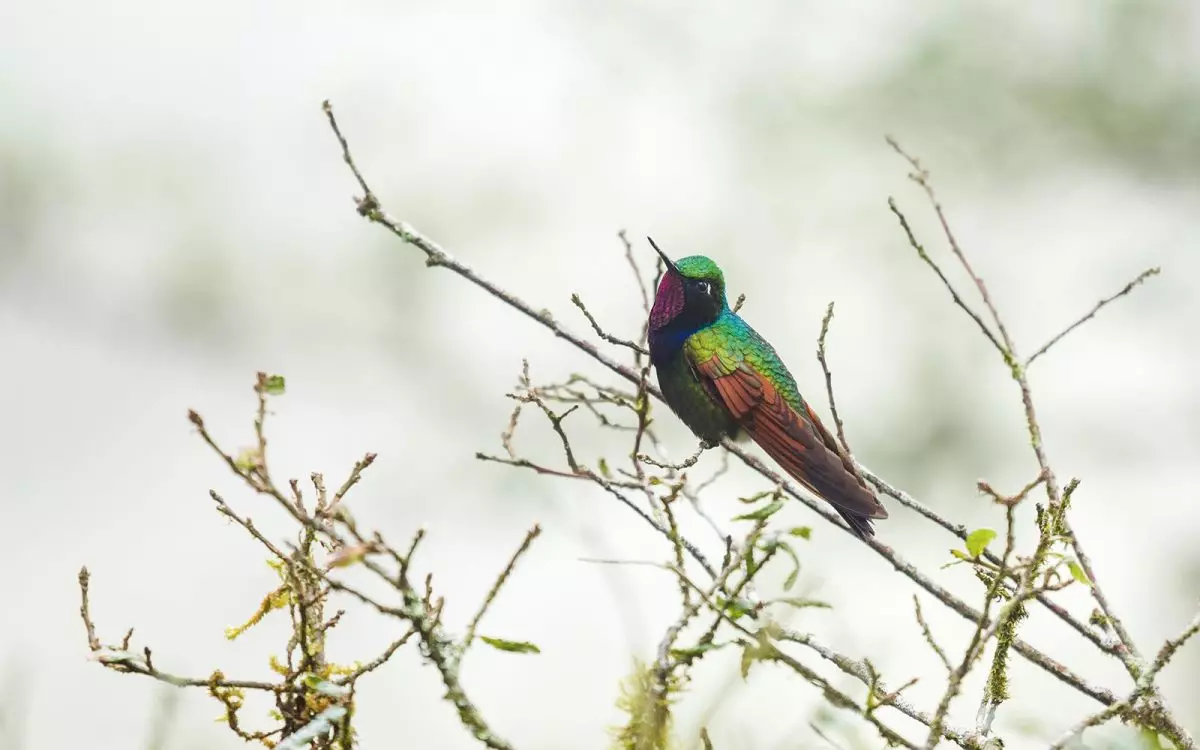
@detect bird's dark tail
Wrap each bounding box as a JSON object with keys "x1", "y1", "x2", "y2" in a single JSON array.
[
  {"x1": 741, "y1": 398, "x2": 889, "y2": 541},
  {"x1": 837, "y1": 507, "x2": 879, "y2": 540}
]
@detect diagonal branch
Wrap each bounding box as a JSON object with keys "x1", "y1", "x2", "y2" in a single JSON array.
[
  {"x1": 815, "y1": 301, "x2": 852, "y2": 454},
  {"x1": 321, "y1": 101, "x2": 1122, "y2": 712},
  {"x1": 1049, "y1": 604, "x2": 1200, "y2": 749},
  {"x1": 1025, "y1": 267, "x2": 1161, "y2": 367},
  {"x1": 887, "y1": 136, "x2": 1190, "y2": 748},
  {"x1": 886, "y1": 197, "x2": 1006, "y2": 357}
]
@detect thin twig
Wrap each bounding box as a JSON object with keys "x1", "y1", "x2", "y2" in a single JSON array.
[
  {"x1": 924, "y1": 499, "x2": 1020, "y2": 748},
  {"x1": 329, "y1": 452, "x2": 377, "y2": 519},
  {"x1": 815, "y1": 301, "x2": 851, "y2": 453},
  {"x1": 338, "y1": 629, "x2": 417, "y2": 683},
  {"x1": 1049, "y1": 604, "x2": 1200, "y2": 750},
  {"x1": 571, "y1": 293, "x2": 649, "y2": 356},
  {"x1": 887, "y1": 137, "x2": 1012, "y2": 352},
  {"x1": 887, "y1": 198, "x2": 1006, "y2": 358},
  {"x1": 778, "y1": 629, "x2": 981, "y2": 749},
  {"x1": 914, "y1": 595, "x2": 953, "y2": 674},
  {"x1": 210, "y1": 490, "x2": 289, "y2": 560},
  {"x1": 463, "y1": 524, "x2": 543, "y2": 650},
  {"x1": 1025, "y1": 267, "x2": 1160, "y2": 366},
  {"x1": 78, "y1": 568, "x2": 296, "y2": 693},
  {"x1": 79, "y1": 567, "x2": 100, "y2": 651},
  {"x1": 638, "y1": 441, "x2": 711, "y2": 470},
  {"x1": 766, "y1": 648, "x2": 921, "y2": 749}
]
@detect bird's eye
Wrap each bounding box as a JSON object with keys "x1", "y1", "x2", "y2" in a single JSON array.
[{"x1": 696, "y1": 280, "x2": 711, "y2": 295}]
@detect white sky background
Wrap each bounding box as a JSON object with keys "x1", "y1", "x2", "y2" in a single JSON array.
[{"x1": 2, "y1": 1, "x2": 1199, "y2": 748}]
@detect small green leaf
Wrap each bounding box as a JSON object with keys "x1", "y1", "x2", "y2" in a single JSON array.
[
  {"x1": 739, "y1": 645, "x2": 755, "y2": 680},
  {"x1": 941, "y1": 549, "x2": 970, "y2": 569},
  {"x1": 1140, "y1": 728, "x2": 1167, "y2": 750},
  {"x1": 775, "y1": 539, "x2": 802, "y2": 591},
  {"x1": 739, "y1": 631, "x2": 774, "y2": 680},
  {"x1": 966, "y1": 528, "x2": 997, "y2": 558},
  {"x1": 787, "y1": 526, "x2": 812, "y2": 540},
  {"x1": 772, "y1": 597, "x2": 832, "y2": 610},
  {"x1": 737, "y1": 489, "x2": 778, "y2": 505},
  {"x1": 719, "y1": 597, "x2": 755, "y2": 620},
  {"x1": 479, "y1": 636, "x2": 540, "y2": 654},
  {"x1": 733, "y1": 499, "x2": 784, "y2": 522},
  {"x1": 1067, "y1": 559, "x2": 1093, "y2": 587},
  {"x1": 263, "y1": 374, "x2": 286, "y2": 396},
  {"x1": 234, "y1": 448, "x2": 259, "y2": 472},
  {"x1": 597, "y1": 457, "x2": 611, "y2": 479},
  {"x1": 670, "y1": 642, "x2": 727, "y2": 660}
]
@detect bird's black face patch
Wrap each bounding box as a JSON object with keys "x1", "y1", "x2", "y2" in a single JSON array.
[{"x1": 680, "y1": 276, "x2": 723, "y2": 328}]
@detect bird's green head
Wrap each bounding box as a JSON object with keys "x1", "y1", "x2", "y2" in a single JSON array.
[{"x1": 647, "y1": 237, "x2": 728, "y2": 334}]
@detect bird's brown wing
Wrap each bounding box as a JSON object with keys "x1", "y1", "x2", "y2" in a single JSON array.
[{"x1": 692, "y1": 354, "x2": 888, "y2": 537}]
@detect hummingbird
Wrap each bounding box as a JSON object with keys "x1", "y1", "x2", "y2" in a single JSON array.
[{"x1": 645, "y1": 237, "x2": 888, "y2": 539}]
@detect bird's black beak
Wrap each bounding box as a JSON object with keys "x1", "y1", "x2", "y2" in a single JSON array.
[{"x1": 647, "y1": 236, "x2": 680, "y2": 276}]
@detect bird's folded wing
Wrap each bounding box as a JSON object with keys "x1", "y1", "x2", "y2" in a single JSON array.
[{"x1": 691, "y1": 354, "x2": 888, "y2": 522}]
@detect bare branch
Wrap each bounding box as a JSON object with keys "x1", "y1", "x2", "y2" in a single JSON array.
[
  {"x1": 766, "y1": 647, "x2": 921, "y2": 749},
  {"x1": 887, "y1": 136, "x2": 1013, "y2": 350},
  {"x1": 913, "y1": 595, "x2": 953, "y2": 674},
  {"x1": 779, "y1": 629, "x2": 981, "y2": 749},
  {"x1": 887, "y1": 197, "x2": 1007, "y2": 358},
  {"x1": 638, "y1": 440, "x2": 712, "y2": 470},
  {"x1": 651, "y1": 530, "x2": 754, "y2": 736},
  {"x1": 1026, "y1": 266, "x2": 1161, "y2": 367},
  {"x1": 463, "y1": 524, "x2": 543, "y2": 651},
  {"x1": 572, "y1": 293, "x2": 650, "y2": 356},
  {"x1": 1049, "y1": 604, "x2": 1200, "y2": 750},
  {"x1": 815, "y1": 301, "x2": 851, "y2": 454},
  {"x1": 329, "y1": 452, "x2": 377, "y2": 518},
  {"x1": 78, "y1": 568, "x2": 295, "y2": 694}
]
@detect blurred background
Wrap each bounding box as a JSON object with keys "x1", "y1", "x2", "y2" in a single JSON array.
[{"x1": 2, "y1": 0, "x2": 1199, "y2": 747}]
